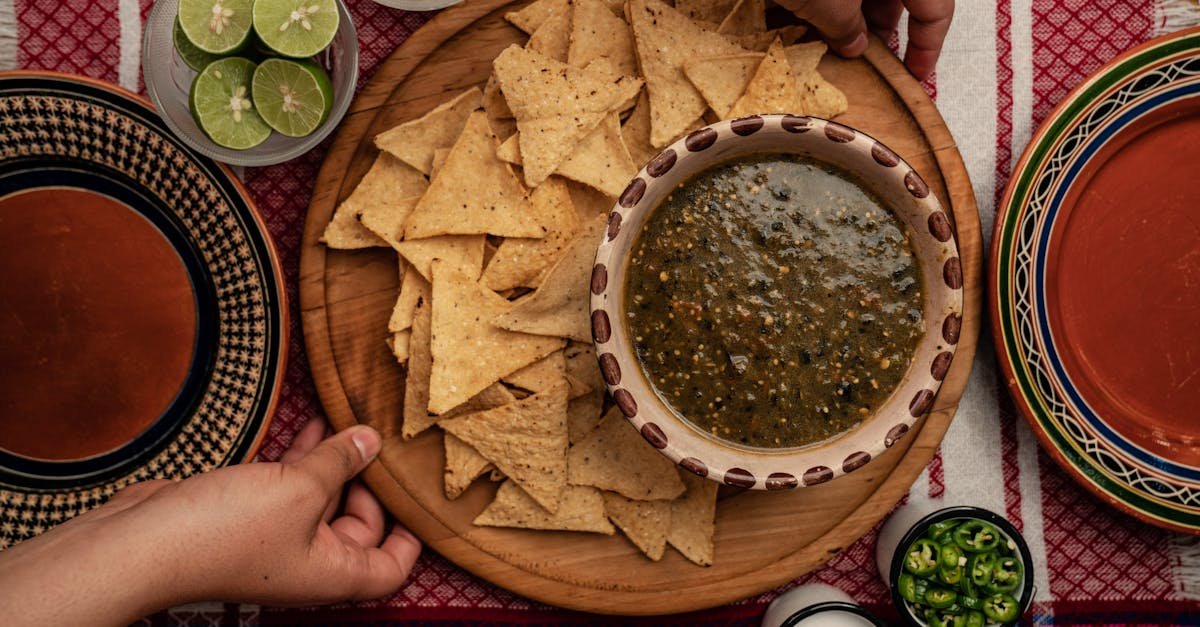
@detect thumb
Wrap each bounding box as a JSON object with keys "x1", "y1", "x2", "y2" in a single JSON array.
[{"x1": 294, "y1": 425, "x2": 382, "y2": 495}]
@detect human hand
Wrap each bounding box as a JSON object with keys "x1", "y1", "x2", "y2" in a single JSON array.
[
  {"x1": 776, "y1": 0, "x2": 954, "y2": 80},
  {"x1": 0, "y1": 418, "x2": 420, "y2": 626}
]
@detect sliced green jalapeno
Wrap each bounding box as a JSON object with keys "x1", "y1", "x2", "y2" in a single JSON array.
[
  {"x1": 924, "y1": 587, "x2": 958, "y2": 609},
  {"x1": 986, "y1": 556, "x2": 1023, "y2": 594},
  {"x1": 952, "y1": 520, "x2": 1002, "y2": 553},
  {"x1": 982, "y1": 593, "x2": 1020, "y2": 623},
  {"x1": 940, "y1": 542, "x2": 965, "y2": 569},
  {"x1": 965, "y1": 610, "x2": 985, "y2": 627},
  {"x1": 968, "y1": 552, "x2": 996, "y2": 588},
  {"x1": 938, "y1": 564, "x2": 964, "y2": 586},
  {"x1": 905, "y1": 538, "x2": 940, "y2": 576},
  {"x1": 926, "y1": 520, "x2": 960, "y2": 540},
  {"x1": 897, "y1": 572, "x2": 918, "y2": 603}
]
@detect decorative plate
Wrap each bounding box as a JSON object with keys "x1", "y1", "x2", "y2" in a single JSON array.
[
  {"x1": 0, "y1": 72, "x2": 286, "y2": 548},
  {"x1": 992, "y1": 28, "x2": 1200, "y2": 533}
]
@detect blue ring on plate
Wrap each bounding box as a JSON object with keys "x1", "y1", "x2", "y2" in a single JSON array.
[{"x1": 1032, "y1": 79, "x2": 1200, "y2": 480}]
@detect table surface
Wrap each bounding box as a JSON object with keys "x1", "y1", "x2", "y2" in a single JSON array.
[{"x1": 7, "y1": 0, "x2": 1200, "y2": 624}]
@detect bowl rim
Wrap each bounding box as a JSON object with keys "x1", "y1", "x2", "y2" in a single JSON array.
[
  {"x1": 141, "y1": 0, "x2": 358, "y2": 167},
  {"x1": 886, "y1": 506, "x2": 1036, "y2": 626},
  {"x1": 589, "y1": 113, "x2": 964, "y2": 491}
]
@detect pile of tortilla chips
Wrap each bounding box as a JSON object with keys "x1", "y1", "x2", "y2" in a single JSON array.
[{"x1": 319, "y1": 0, "x2": 846, "y2": 565}]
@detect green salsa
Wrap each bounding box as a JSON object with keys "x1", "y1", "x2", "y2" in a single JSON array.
[{"x1": 624, "y1": 155, "x2": 924, "y2": 449}]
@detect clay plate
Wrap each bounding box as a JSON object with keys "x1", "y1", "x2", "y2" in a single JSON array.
[{"x1": 992, "y1": 27, "x2": 1200, "y2": 533}]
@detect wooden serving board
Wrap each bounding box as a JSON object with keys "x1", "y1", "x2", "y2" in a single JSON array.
[{"x1": 299, "y1": 0, "x2": 982, "y2": 615}]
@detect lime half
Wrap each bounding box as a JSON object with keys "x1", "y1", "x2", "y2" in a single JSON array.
[
  {"x1": 173, "y1": 17, "x2": 220, "y2": 71},
  {"x1": 178, "y1": 0, "x2": 253, "y2": 55},
  {"x1": 252, "y1": 58, "x2": 333, "y2": 137},
  {"x1": 253, "y1": 0, "x2": 340, "y2": 59},
  {"x1": 190, "y1": 58, "x2": 272, "y2": 150}
]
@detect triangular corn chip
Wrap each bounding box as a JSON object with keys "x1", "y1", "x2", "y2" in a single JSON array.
[
  {"x1": 402, "y1": 296, "x2": 435, "y2": 436},
  {"x1": 390, "y1": 330, "x2": 411, "y2": 364},
  {"x1": 568, "y1": 0, "x2": 638, "y2": 78},
  {"x1": 505, "y1": 0, "x2": 569, "y2": 34},
  {"x1": 686, "y1": 41, "x2": 847, "y2": 120},
  {"x1": 395, "y1": 235, "x2": 486, "y2": 282},
  {"x1": 483, "y1": 73, "x2": 514, "y2": 122},
  {"x1": 359, "y1": 196, "x2": 420, "y2": 250},
  {"x1": 375, "y1": 87, "x2": 482, "y2": 175},
  {"x1": 475, "y1": 481, "x2": 614, "y2": 534},
  {"x1": 729, "y1": 38, "x2": 805, "y2": 118},
  {"x1": 482, "y1": 177, "x2": 580, "y2": 292},
  {"x1": 683, "y1": 53, "x2": 761, "y2": 118},
  {"x1": 494, "y1": 45, "x2": 642, "y2": 187},
  {"x1": 428, "y1": 260, "x2": 564, "y2": 414},
  {"x1": 620, "y1": 91, "x2": 658, "y2": 168},
  {"x1": 565, "y1": 342, "x2": 604, "y2": 394},
  {"x1": 716, "y1": 0, "x2": 765, "y2": 36},
  {"x1": 567, "y1": 180, "x2": 616, "y2": 217},
  {"x1": 497, "y1": 115, "x2": 636, "y2": 198},
  {"x1": 441, "y1": 382, "x2": 569, "y2": 512},
  {"x1": 568, "y1": 408, "x2": 686, "y2": 500},
  {"x1": 602, "y1": 492, "x2": 671, "y2": 561},
  {"x1": 628, "y1": 0, "x2": 745, "y2": 147},
  {"x1": 389, "y1": 265, "x2": 430, "y2": 333},
  {"x1": 493, "y1": 215, "x2": 605, "y2": 342},
  {"x1": 503, "y1": 350, "x2": 566, "y2": 393},
  {"x1": 321, "y1": 153, "x2": 427, "y2": 249},
  {"x1": 668, "y1": 471, "x2": 718, "y2": 566},
  {"x1": 404, "y1": 110, "x2": 545, "y2": 239},
  {"x1": 527, "y1": 7, "x2": 571, "y2": 62},
  {"x1": 785, "y1": 41, "x2": 848, "y2": 119},
  {"x1": 429, "y1": 148, "x2": 450, "y2": 178},
  {"x1": 444, "y1": 433, "x2": 494, "y2": 499},
  {"x1": 567, "y1": 389, "x2": 604, "y2": 445}
]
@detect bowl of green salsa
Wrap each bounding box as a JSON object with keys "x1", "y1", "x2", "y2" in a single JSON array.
[{"x1": 590, "y1": 114, "x2": 964, "y2": 490}]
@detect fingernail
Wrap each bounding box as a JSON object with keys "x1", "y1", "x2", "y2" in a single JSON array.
[
  {"x1": 352, "y1": 427, "x2": 381, "y2": 462},
  {"x1": 839, "y1": 32, "x2": 868, "y2": 57}
]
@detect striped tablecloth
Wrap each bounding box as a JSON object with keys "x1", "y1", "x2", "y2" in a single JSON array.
[{"x1": 8, "y1": 0, "x2": 1200, "y2": 624}]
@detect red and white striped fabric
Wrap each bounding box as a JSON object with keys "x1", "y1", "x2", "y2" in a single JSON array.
[{"x1": 7, "y1": 0, "x2": 1200, "y2": 624}]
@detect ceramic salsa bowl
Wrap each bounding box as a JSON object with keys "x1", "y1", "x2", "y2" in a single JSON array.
[{"x1": 590, "y1": 114, "x2": 964, "y2": 490}]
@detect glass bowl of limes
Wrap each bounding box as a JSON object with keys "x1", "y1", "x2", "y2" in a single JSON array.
[{"x1": 143, "y1": 0, "x2": 357, "y2": 166}]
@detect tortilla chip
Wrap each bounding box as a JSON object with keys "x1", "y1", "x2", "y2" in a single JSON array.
[
  {"x1": 568, "y1": 0, "x2": 638, "y2": 79},
  {"x1": 567, "y1": 390, "x2": 604, "y2": 444},
  {"x1": 568, "y1": 407, "x2": 686, "y2": 500},
  {"x1": 498, "y1": 115, "x2": 635, "y2": 198},
  {"x1": 429, "y1": 148, "x2": 450, "y2": 179},
  {"x1": 620, "y1": 91, "x2": 658, "y2": 168},
  {"x1": 483, "y1": 73, "x2": 514, "y2": 121},
  {"x1": 567, "y1": 180, "x2": 616, "y2": 217},
  {"x1": 526, "y1": 7, "x2": 571, "y2": 62},
  {"x1": 564, "y1": 342, "x2": 604, "y2": 394},
  {"x1": 359, "y1": 195, "x2": 420, "y2": 250},
  {"x1": 674, "y1": 0, "x2": 738, "y2": 23},
  {"x1": 475, "y1": 481, "x2": 614, "y2": 534},
  {"x1": 401, "y1": 296, "x2": 435, "y2": 437},
  {"x1": 440, "y1": 382, "x2": 569, "y2": 512},
  {"x1": 728, "y1": 38, "x2": 804, "y2": 118},
  {"x1": 683, "y1": 53, "x2": 761, "y2": 118},
  {"x1": 428, "y1": 260, "x2": 565, "y2": 414},
  {"x1": 375, "y1": 87, "x2": 482, "y2": 175},
  {"x1": 505, "y1": 0, "x2": 569, "y2": 34},
  {"x1": 716, "y1": 0, "x2": 765, "y2": 36},
  {"x1": 628, "y1": 0, "x2": 745, "y2": 147},
  {"x1": 602, "y1": 492, "x2": 670, "y2": 560},
  {"x1": 444, "y1": 434, "x2": 494, "y2": 499},
  {"x1": 503, "y1": 349, "x2": 567, "y2": 393},
  {"x1": 493, "y1": 215, "x2": 605, "y2": 342},
  {"x1": 321, "y1": 153, "x2": 428, "y2": 249},
  {"x1": 494, "y1": 45, "x2": 643, "y2": 187},
  {"x1": 404, "y1": 110, "x2": 545, "y2": 239},
  {"x1": 786, "y1": 41, "x2": 848, "y2": 119},
  {"x1": 390, "y1": 329, "x2": 411, "y2": 364},
  {"x1": 668, "y1": 471, "x2": 719, "y2": 566},
  {"x1": 396, "y1": 235, "x2": 486, "y2": 282},
  {"x1": 388, "y1": 262, "x2": 422, "y2": 333}
]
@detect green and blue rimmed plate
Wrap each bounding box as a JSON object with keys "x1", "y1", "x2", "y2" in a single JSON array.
[
  {"x1": 0, "y1": 72, "x2": 286, "y2": 548},
  {"x1": 992, "y1": 27, "x2": 1200, "y2": 533}
]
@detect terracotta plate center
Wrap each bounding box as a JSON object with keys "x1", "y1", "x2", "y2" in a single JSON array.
[{"x1": 0, "y1": 187, "x2": 198, "y2": 461}]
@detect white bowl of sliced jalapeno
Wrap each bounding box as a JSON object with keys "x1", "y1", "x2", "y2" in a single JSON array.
[{"x1": 877, "y1": 505, "x2": 1035, "y2": 627}]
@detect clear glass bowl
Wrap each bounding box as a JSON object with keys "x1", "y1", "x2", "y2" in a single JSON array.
[{"x1": 142, "y1": 0, "x2": 359, "y2": 167}]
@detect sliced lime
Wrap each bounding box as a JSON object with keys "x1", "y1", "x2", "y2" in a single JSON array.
[
  {"x1": 173, "y1": 16, "x2": 220, "y2": 72},
  {"x1": 178, "y1": 0, "x2": 253, "y2": 55},
  {"x1": 252, "y1": 0, "x2": 340, "y2": 59},
  {"x1": 251, "y1": 58, "x2": 333, "y2": 137},
  {"x1": 190, "y1": 58, "x2": 272, "y2": 150}
]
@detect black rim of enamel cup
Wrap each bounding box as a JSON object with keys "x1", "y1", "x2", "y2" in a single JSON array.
[
  {"x1": 779, "y1": 601, "x2": 888, "y2": 627},
  {"x1": 888, "y1": 506, "x2": 1035, "y2": 626}
]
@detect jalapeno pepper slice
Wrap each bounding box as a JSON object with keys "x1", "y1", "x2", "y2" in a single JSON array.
[
  {"x1": 905, "y1": 538, "x2": 941, "y2": 576},
  {"x1": 953, "y1": 521, "x2": 1002, "y2": 553},
  {"x1": 969, "y1": 552, "x2": 996, "y2": 588},
  {"x1": 965, "y1": 610, "x2": 986, "y2": 627},
  {"x1": 938, "y1": 564, "x2": 964, "y2": 586},
  {"x1": 924, "y1": 587, "x2": 958, "y2": 609},
  {"x1": 982, "y1": 592, "x2": 1020, "y2": 623},
  {"x1": 940, "y1": 542, "x2": 965, "y2": 570},
  {"x1": 986, "y1": 556, "x2": 1023, "y2": 594},
  {"x1": 897, "y1": 573, "x2": 918, "y2": 603},
  {"x1": 926, "y1": 520, "x2": 960, "y2": 540}
]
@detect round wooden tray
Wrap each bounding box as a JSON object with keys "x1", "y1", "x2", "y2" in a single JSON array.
[{"x1": 299, "y1": 0, "x2": 982, "y2": 615}]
